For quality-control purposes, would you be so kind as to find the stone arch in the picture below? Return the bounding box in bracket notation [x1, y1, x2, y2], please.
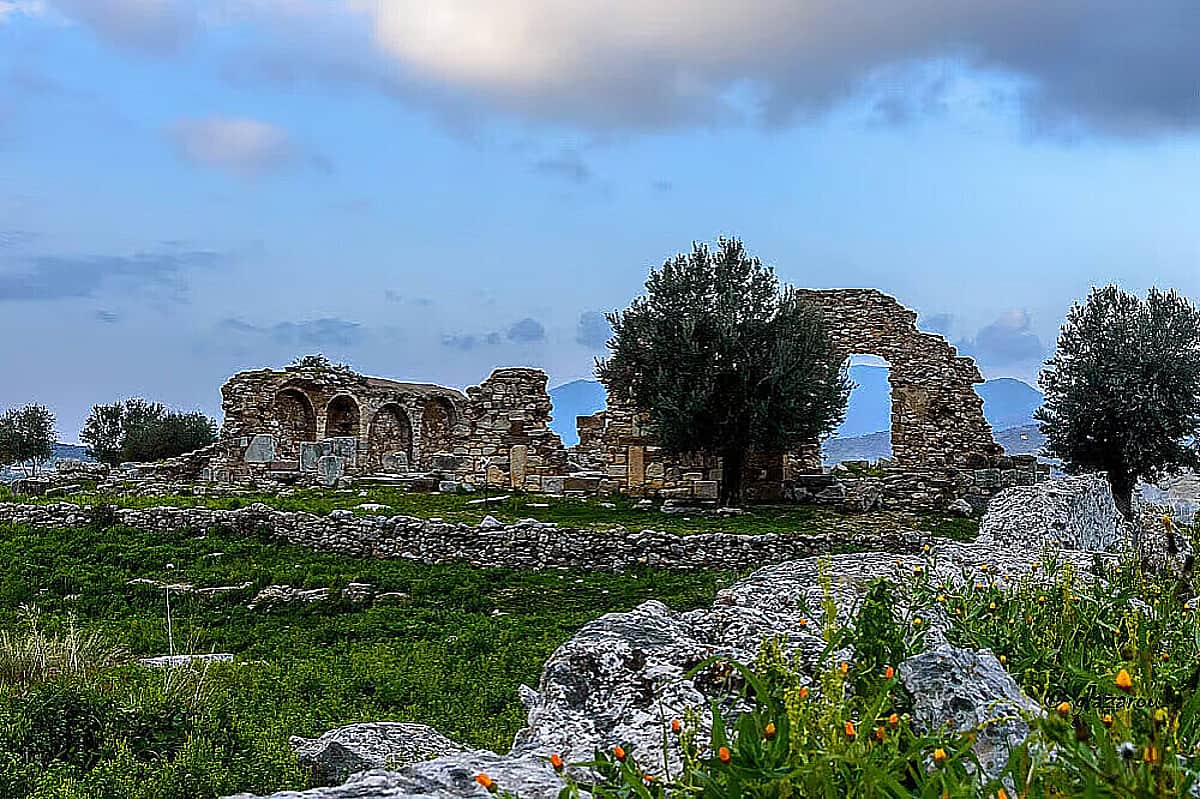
[419, 396, 456, 468]
[795, 288, 1002, 469]
[367, 403, 413, 471]
[325, 394, 361, 438]
[273, 387, 317, 458]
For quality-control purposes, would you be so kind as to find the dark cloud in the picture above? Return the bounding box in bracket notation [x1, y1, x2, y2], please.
[507, 317, 546, 343]
[220, 316, 365, 348]
[575, 310, 611, 349]
[0, 246, 220, 303]
[957, 310, 1046, 367]
[532, 149, 591, 183]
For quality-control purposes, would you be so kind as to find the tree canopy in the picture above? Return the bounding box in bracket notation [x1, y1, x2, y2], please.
[1036, 285, 1200, 517]
[81, 399, 218, 466]
[598, 238, 850, 504]
[0, 404, 56, 476]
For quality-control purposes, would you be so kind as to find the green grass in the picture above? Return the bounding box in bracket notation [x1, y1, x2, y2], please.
[0, 520, 736, 797]
[0, 485, 979, 540]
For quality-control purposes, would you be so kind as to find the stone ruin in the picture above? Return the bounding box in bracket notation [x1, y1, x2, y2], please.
[131, 289, 1044, 511]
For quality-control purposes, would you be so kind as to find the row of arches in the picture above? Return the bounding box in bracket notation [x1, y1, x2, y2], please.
[272, 388, 456, 470]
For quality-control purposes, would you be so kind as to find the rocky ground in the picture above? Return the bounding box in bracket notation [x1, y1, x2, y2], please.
[226, 474, 1180, 799]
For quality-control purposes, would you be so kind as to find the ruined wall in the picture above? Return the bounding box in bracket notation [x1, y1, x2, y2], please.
[794, 288, 1002, 470]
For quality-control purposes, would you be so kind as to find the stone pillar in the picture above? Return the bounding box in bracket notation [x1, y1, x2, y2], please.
[510, 444, 528, 489]
[627, 445, 645, 491]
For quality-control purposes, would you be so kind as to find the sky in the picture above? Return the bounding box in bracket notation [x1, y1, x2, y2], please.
[1, 1, 1198, 441]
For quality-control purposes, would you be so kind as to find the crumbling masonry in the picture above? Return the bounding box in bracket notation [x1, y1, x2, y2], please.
[149, 289, 1040, 510]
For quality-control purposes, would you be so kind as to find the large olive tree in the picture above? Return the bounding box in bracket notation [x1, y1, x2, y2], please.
[598, 238, 850, 505]
[1037, 285, 1200, 518]
[0, 404, 56, 476]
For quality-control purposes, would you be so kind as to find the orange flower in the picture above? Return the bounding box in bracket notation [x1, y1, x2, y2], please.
[887, 713, 900, 728]
[1161, 652, 1170, 662]
[884, 665, 895, 680]
[1101, 714, 1114, 728]
[670, 718, 682, 735]
[996, 789, 1009, 799]
[549, 753, 564, 772]
[718, 746, 731, 764]
[798, 617, 808, 627]
[1116, 668, 1133, 693]
[1056, 701, 1071, 718]
[874, 726, 885, 742]
[798, 686, 809, 699]
[1144, 745, 1161, 764]
[474, 774, 496, 792]
[932, 747, 947, 766]
[844, 720, 857, 739]
[764, 722, 776, 740]
[840, 661, 849, 676]
[642, 774, 655, 784]
[613, 745, 627, 762]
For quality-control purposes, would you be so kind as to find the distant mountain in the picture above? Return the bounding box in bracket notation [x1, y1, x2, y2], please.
[976, 378, 1044, 431]
[822, 430, 892, 465]
[993, 423, 1046, 456]
[548, 379, 607, 446]
[1, 443, 93, 481]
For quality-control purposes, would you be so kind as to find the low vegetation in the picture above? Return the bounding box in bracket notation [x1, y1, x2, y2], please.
[0, 519, 732, 798]
[0, 484, 979, 540]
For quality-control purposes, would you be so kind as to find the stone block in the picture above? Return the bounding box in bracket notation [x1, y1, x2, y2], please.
[316, 455, 345, 487]
[430, 453, 460, 472]
[510, 444, 528, 489]
[300, 442, 324, 472]
[607, 465, 629, 478]
[692, 480, 720, 500]
[542, 476, 565, 495]
[381, 451, 410, 472]
[244, 434, 276, 464]
[627, 446, 645, 487]
[645, 462, 665, 480]
[438, 480, 459, 493]
[486, 465, 505, 486]
[681, 471, 703, 482]
[328, 437, 358, 467]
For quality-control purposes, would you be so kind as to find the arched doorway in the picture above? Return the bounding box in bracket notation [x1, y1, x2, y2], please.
[821, 355, 892, 467]
[419, 397, 456, 468]
[325, 395, 360, 438]
[273, 387, 317, 458]
[367, 404, 413, 471]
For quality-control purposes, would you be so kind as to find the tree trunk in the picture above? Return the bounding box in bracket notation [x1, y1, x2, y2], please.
[1107, 469, 1136, 522]
[721, 448, 744, 508]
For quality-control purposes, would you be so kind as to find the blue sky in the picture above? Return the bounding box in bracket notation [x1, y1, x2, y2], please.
[1, 1, 1198, 440]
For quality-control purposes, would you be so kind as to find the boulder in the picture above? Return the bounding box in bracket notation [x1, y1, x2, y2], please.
[900, 645, 1043, 779]
[291, 723, 468, 786]
[978, 473, 1132, 552]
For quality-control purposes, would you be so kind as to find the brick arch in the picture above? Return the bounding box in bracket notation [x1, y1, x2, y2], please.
[796, 288, 1002, 468]
[272, 387, 317, 458]
[325, 394, 361, 438]
[367, 403, 413, 471]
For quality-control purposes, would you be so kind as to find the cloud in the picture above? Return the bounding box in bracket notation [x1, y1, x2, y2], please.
[0, 246, 220, 302]
[958, 309, 1045, 367]
[507, 317, 545, 343]
[0, 1, 45, 24]
[575, 310, 611, 348]
[441, 331, 502, 351]
[0, 230, 35, 249]
[221, 316, 365, 348]
[532, 149, 591, 183]
[94, 309, 119, 323]
[920, 312, 954, 337]
[48, 0, 195, 54]
[166, 116, 319, 177]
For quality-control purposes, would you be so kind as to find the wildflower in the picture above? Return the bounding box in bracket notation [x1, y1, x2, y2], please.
[798, 617, 808, 628]
[613, 745, 627, 762]
[718, 746, 731, 764]
[1102, 714, 1114, 728]
[923, 544, 931, 554]
[671, 718, 682, 735]
[549, 753, 564, 772]
[844, 720, 857, 739]
[887, 713, 899, 728]
[1030, 562, 1039, 572]
[955, 607, 963, 617]
[1144, 745, 1161, 764]
[874, 726, 885, 742]
[936, 594, 946, 603]
[1161, 652, 1170, 661]
[764, 722, 776, 740]
[996, 789, 1009, 799]
[642, 774, 655, 784]
[999, 654, 1007, 665]
[1038, 595, 1046, 604]
[988, 601, 997, 610]
[840, 661, 849, 676]
[1116, 668, 1133, 693]
[1163, 514, 1174, 530]
[914, 566, 924, 576]
[798, 686, 809, 699]
[1155, 708, 1169, 724]
[932, 747, 947, 767]
[1056, 701, 1071, 718]
[474, 774, 497, 792]
[913, 616, 923, 627]
[884, 665, 895, 680]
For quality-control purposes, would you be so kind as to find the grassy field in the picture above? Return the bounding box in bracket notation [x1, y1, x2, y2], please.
[0, 519, 736, 798]
[0, 485, 980, 540]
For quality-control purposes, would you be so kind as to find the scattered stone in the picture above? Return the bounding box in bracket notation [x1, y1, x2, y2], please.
[947, 498, 974, 517]
[979, 473, 1132, 552]
[478, 515, 503, 531]
[290, 723, 468, 786]
[141, 653, 234, 668]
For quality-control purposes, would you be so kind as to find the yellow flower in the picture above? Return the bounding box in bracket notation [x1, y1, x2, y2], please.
[1101, 714, 1114, 728]
[932, 747, 947, 766]
[764, 722, 776, 740]
[1155, 708, 1169, 724]
[887, 712, 900, 728]
[1116, 668, 1133, 693]
[936, 594, 946, 603]
[912, 616, 923, 627]
[999, 654, 1007, 665]
[840, 661, 849, 676]
[1056, 701, 1071, 718]
[1163, 514, 1174, 530]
